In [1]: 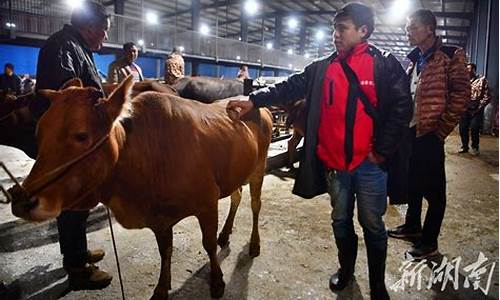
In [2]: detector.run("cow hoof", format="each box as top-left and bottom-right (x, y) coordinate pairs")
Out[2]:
(249, 244), (260, 258)
(217, 235), (230, 248)
(210, 280), (225, 298)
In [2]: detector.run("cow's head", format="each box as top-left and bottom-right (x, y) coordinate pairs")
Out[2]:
(11, 75), (133, 221)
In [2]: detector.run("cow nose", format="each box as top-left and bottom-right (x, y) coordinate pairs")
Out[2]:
(9, 185), (38, 218)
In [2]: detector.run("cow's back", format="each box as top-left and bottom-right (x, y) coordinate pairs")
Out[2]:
(107, 91), (271, 226)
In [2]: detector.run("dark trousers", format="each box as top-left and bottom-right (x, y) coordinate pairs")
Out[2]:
(405, 129), (446, 247)
(459, 111), (482, 150)
(57, 211), (90, 267)
(25, 133), (90, 268)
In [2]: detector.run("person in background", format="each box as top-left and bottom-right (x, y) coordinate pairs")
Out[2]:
(22, 74), (35, 94)
(107, 42), (143, 83)
(387, 9), (469, 260)
(458, 62), (491, 155)
(164, 46), (185, 84)
(236, 65), (250, 81)
(227, 3), (412, 299)
(0, 63), (22, 95)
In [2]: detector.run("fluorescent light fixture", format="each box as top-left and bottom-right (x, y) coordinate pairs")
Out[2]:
(145, 11), (158, 25)
(287, 17), (298, 29)
(137, 39), (144, 46)
(244, 0), (259, 15)
(66, 0), (84, 9)
(236, 56), (241, 60)
(266, 42), (273, 49)
(200, 24), (210, 36)
(287, 48), (293, 55)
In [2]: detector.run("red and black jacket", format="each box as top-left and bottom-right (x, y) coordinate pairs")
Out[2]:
(250, 44), (412, 198)
(317, 42), (377, 171)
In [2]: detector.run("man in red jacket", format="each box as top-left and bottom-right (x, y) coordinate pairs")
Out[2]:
(227, 3), (412, 299)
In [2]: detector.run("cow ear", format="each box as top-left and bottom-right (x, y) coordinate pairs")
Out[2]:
(105, 74), (134, 122)
(38, 89), (60, 101)
(61, 78), (83, 90)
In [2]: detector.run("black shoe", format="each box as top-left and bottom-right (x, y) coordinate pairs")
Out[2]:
(66, 263), (113, 290)
(329, 270), (354, 291)
(387, 224), (422, 240)
(405, 243), (439, 260)
(458, 148), (469, 154)
(329, 235), (358, 292)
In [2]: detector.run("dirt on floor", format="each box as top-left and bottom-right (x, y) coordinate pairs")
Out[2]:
(0, 132), (498, 300)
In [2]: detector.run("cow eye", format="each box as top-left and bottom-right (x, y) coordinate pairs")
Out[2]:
(73, 132), (89, 143)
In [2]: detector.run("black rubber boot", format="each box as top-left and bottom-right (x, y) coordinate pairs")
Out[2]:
(329, 234), (358, 291)
(366, 243), (390, 300)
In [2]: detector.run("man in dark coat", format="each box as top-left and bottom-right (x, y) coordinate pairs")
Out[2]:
(30, 1), (113, 290)
(0, 63), (22, 95)
(227, 3), (412, 299)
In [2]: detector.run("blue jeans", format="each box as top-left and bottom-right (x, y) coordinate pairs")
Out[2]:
(327, 159), (388, 251)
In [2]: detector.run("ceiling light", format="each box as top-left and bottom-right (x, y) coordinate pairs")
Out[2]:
(137, 39), (144, 46)
(316, 30), (325, 41)
(145, 11), (158, 25)
(305, 53), (310, 58)
(287, 17), (298, 30)
(244, 0), (259, 15)
(179, 46), (185, 52)
(200, 24), (210, 36)
(66, 0), (84, 9)
(287, 48), (293, 55)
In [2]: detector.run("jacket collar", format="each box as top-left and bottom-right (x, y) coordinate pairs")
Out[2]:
(63, 24), (92, 52)
(407, 36), (442, 63)
(334, 41), (369, 60)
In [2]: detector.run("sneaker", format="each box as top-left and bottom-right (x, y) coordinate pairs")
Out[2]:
(405, 243), (439, 260)
(66, 263), (113, 290)
(387, 224), (422, 240)
(458, 148), (469, 154)
(87, 249), (105, 264)
(471, 148), (480, 155)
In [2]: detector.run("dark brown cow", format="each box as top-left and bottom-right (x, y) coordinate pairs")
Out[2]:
(283, 99), (306, 170)
(10, 75), (273, 299)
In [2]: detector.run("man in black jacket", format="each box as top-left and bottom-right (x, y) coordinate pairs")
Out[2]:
(228, 3), (411, 299)
(30, 1), (113, 290)
(0, 63), (22, 95)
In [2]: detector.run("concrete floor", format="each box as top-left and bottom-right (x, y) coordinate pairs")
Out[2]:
(0, 132), (498, 300)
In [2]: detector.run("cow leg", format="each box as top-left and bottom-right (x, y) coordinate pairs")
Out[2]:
(217, 186), (242, 248)
(287, 131), (302, 169)
(198, 209), (225, 298)
(151, 228), (173, 300)
(248, 165), (265, 258)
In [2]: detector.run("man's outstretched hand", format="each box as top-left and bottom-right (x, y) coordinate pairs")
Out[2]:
(226, 96), (254, 120)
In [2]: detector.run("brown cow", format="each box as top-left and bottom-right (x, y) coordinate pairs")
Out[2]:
(9, 75), (273, 299)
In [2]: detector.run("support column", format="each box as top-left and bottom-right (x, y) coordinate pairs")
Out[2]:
(298, 26), (306, 55)
(191, 0), (201, 31)
(274, 16), (282, 50)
